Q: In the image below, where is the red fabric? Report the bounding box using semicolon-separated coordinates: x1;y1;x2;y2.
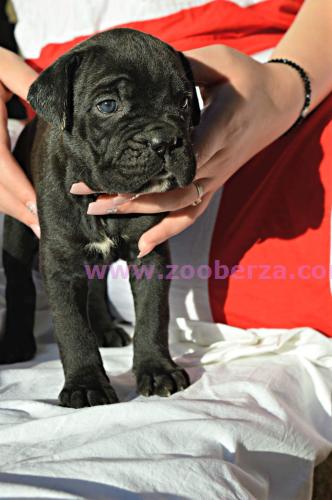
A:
24;0;304;120
26;0;304;72
208;94;332;335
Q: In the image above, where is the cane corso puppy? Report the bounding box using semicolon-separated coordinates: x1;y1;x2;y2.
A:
0;29;200;407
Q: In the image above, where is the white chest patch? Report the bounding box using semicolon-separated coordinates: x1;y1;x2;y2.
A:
85;236;116;258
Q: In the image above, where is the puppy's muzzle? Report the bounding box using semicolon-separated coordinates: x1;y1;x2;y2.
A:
133;124;182;157
129;123;196;192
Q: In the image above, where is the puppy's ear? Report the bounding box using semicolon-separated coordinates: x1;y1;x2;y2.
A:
27;52;82;131
178;51;200;126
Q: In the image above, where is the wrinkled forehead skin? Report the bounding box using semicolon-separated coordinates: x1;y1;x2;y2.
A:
72;28;190;109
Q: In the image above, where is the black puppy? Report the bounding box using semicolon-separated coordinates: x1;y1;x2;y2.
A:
0;28;200;408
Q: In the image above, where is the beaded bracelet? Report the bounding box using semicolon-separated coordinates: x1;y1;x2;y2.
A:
267;58;312;131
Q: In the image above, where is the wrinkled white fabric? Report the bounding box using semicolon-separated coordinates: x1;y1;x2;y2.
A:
0;314;332;499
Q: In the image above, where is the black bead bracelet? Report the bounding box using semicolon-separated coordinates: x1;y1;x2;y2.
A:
267;58;312;131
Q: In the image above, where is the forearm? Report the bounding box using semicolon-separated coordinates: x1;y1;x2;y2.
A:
0;47;37;100
0;52;38;230
271;0;332;110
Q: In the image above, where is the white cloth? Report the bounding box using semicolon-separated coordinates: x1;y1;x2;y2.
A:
12;0;266;59
0;320;331;499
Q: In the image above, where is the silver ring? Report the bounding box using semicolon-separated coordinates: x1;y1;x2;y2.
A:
192;180;204;206
107;207;118;214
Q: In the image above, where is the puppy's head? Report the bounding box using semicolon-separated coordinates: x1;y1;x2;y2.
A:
28;28;200;194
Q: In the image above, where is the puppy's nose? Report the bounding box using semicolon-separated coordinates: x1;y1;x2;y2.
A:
134;126;181;156
147;130;181;157
148;133;178;156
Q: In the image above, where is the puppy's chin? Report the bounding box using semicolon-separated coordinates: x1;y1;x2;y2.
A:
133;157;197;194
87;153;196;195
133;170;177;194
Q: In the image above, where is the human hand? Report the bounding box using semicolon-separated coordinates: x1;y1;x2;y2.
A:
0;81;39;237
71;45;304;256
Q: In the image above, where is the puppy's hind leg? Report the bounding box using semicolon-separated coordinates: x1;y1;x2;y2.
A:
87;274;131;348
0;216;38;363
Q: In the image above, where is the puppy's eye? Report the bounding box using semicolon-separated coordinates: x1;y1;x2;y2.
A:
97;99;117;114
181;97;189;109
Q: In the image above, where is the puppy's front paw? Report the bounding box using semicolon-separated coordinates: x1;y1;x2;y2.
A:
59;379;119;408
98;325;131;348
0;335;36;364
136;361;190;397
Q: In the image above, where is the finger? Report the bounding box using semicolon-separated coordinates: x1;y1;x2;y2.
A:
0;183;40;237
0;101;11;149
185;47;228;87
0;82;12;104
70;182;134;208
87;179;212;215
193;103;225;169
86;193;137;214
194;148;235;187
192;84;237;169
70;181;136;198
70;182;96;195
137;192;213;258
195;142;251;190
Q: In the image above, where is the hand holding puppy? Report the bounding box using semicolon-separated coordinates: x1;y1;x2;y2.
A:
0;48;39;236
72;44;304;256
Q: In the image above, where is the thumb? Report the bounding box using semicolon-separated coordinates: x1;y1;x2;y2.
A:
0;183;40;236
137;194;213;258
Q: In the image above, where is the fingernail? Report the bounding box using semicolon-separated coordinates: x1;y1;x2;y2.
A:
87;203;100;215
70;182;88;194
30;224;41;238
87;196;130;215
137;244;154;259
26;201;38;216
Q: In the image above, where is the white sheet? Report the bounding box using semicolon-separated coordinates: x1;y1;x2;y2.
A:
0;313;332;499
12;0;266;59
